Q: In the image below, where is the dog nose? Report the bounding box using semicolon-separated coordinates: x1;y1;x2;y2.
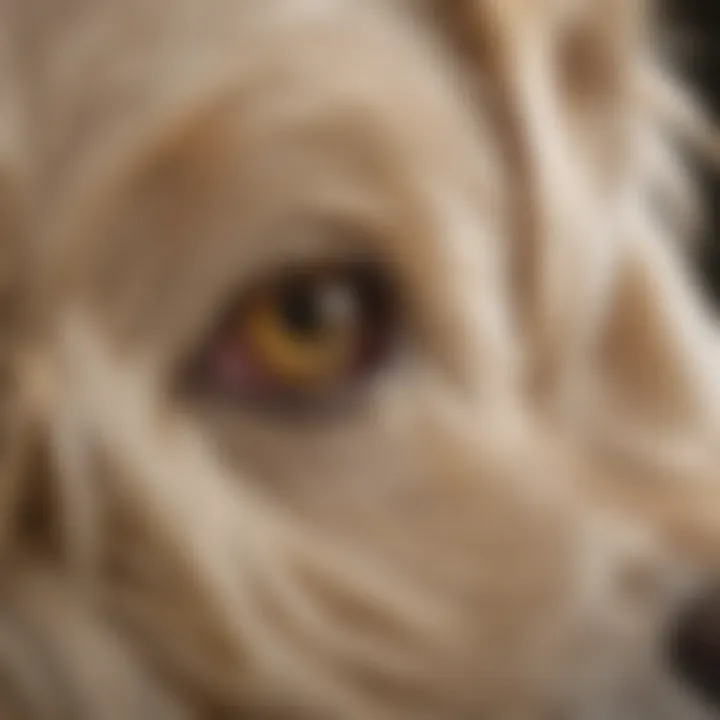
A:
669;587;720;707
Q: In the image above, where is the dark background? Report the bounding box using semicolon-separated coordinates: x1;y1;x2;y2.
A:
666;0;720;306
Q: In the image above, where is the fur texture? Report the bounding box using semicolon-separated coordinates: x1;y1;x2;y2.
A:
0;0;719;717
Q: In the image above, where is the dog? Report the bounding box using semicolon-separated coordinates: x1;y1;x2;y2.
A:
1;0;720;717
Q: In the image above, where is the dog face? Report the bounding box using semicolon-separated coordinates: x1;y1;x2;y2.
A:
2;0;720;718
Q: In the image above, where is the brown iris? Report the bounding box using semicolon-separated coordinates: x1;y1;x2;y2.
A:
200;261;397;408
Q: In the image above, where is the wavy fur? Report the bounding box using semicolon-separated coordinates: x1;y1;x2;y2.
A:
0;1;719;717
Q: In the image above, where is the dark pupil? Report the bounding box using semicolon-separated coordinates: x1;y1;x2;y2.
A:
279;277;348;339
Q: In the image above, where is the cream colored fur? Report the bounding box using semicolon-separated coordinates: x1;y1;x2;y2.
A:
0;0;719;717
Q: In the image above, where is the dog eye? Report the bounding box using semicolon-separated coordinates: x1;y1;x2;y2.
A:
195;261;398;410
